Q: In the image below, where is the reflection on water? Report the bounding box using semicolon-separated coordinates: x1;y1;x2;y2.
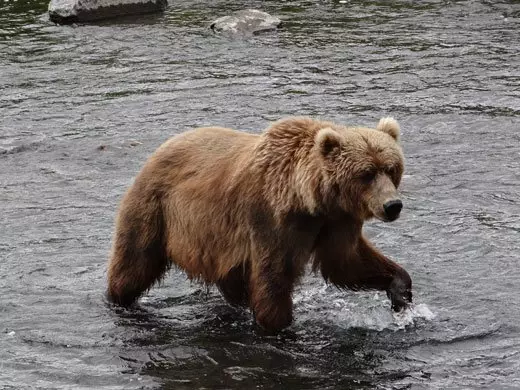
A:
1;0;520;388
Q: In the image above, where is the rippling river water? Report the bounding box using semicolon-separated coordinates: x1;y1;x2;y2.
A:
1;0;520;388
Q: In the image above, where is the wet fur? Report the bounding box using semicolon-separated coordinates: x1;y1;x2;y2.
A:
107;117;412;332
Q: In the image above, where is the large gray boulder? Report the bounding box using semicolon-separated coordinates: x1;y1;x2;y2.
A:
48;0;167;24
210;9;281;35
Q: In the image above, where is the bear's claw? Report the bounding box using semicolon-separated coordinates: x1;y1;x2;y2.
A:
387;273;413;312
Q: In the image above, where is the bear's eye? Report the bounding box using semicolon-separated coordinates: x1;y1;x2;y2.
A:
385;166;396;176
360;170;376;184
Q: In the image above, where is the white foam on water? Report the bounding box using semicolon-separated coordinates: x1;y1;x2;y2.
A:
294;282;435;331
392;303;436;329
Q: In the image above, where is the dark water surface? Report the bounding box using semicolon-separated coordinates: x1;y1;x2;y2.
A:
1;0;520;388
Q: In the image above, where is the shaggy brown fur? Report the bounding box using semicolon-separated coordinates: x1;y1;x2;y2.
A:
107;117;412;332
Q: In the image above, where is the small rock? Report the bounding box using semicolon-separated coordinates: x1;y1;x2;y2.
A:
48;0;168;25
210;9;281;35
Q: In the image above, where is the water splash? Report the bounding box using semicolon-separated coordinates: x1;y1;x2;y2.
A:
393;303;436;329
294;282;435;332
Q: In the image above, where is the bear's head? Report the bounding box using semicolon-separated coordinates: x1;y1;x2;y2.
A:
313;117;404;222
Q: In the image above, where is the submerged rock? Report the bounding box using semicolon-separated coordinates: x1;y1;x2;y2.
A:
48;0;168;24
210;9;281;35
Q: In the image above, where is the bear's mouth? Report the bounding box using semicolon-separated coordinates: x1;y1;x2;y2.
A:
379;215;400;223
375;214;393;223
372;208;401;223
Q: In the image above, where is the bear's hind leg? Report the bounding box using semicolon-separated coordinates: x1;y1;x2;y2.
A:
107;201;169;306
107;238;169;306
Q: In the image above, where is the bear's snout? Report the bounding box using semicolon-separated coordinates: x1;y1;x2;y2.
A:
383;199;403;221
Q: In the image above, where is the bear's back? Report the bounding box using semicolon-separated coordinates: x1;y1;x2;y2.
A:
158;126;258;161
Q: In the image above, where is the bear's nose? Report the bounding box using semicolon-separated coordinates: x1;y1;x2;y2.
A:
383;199;403;221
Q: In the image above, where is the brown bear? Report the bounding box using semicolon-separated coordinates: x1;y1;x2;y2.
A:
107;116;412;333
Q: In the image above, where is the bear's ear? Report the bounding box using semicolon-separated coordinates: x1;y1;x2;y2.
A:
315;127;341;159
376;117;400;142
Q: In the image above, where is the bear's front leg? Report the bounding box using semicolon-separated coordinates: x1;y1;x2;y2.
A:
386;268;413;312
216;265;250;307
248;259;294;333
355;237;412;312
314;224;412;312
250;284;293;333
